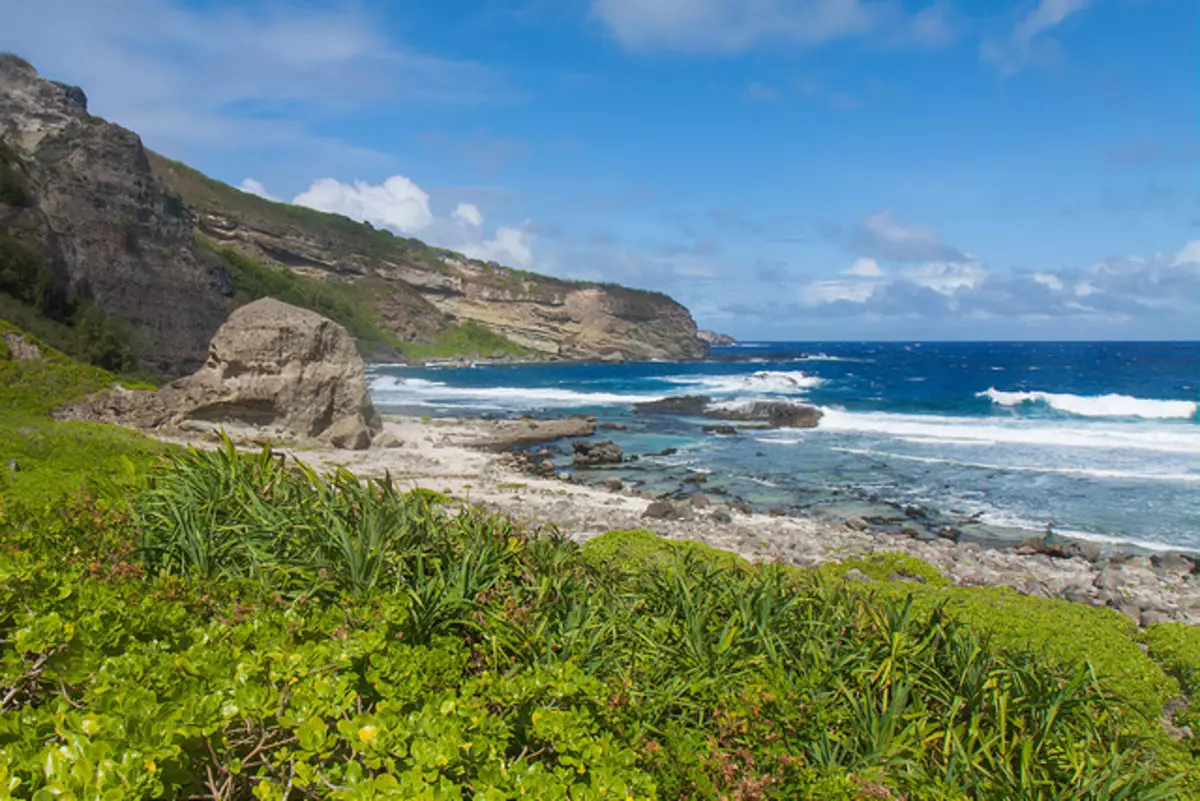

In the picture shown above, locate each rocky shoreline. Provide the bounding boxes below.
[164,412,1199,628]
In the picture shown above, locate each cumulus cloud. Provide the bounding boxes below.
[1174,240,1200,266]
[292,176,435,234]
[461,225,538,269]
[238,178,280,202]
[453,203,484,227]
[246,175,538,270]
[589,0,952,54]
[842,209,967,262]
[981,0,1090,74]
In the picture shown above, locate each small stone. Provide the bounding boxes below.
[1094,568,1125,592]
[689,494,711,509]
[1023,578,1050,598]
[899,525,922,538]
[903,504,927,519]
[556,472,573,482]
[844,568,868,583]
[325,415,372,450]
[1109,598,1141,624]
[643,500,676,520]
[603,478,624,492]
[710,508,733,524]
[598,422,627,431]
[1061,585,1093,605]
[5,459,19,473]
[373,430,403,449]
[701,424,738,435]
[768,507,786,517]
[938,526,961,542]
[683,473,708,485]
[1140,609,1171,627]
[538,460,555,475]
[845,516,870,532]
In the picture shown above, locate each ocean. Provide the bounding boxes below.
[369,342,1200,554]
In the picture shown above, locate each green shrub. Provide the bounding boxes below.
[400,319,532,361]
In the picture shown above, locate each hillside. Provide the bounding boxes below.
[0,54,707,374]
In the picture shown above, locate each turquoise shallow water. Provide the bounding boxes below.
[370,342,1200,553]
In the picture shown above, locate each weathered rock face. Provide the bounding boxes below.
[60,299,381,448]
[633,395,713,415]
[709,401,823,429]
[0,55,230,374]
[572,439,623,467]
[697,330,736,346]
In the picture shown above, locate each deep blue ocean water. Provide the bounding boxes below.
[370,342,1200,553]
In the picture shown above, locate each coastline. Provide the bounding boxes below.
[163,413,1200,627]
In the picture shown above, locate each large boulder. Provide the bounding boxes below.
[633,395,712,415]
[60,299,382,448]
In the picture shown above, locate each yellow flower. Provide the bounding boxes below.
[144,759,158,773]
[358,725,379,744]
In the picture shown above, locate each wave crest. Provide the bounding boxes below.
[979,388,1197,420]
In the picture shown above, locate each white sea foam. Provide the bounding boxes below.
[370,376,655,408]
[979,387,1198,420]
[975,510,1186,554]
[667,370,824,397]
[797,408,1200,455]
[831,448,1200,484]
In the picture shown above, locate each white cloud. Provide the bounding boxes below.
[981,0,1090,74]
[902,260,985,295]
[846,208,966,262]
[589,0,949,54]
[1033,272,1064,291]
[801,279,876,306]
[0,0,512,162]
[292,176,434,234]
[453,202,484,227]
[461,225,537,269]
[238,178,280,202]
[1174,240,1200,266]
[843,257,883,277]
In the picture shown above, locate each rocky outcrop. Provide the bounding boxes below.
[697,330,736,346]
[60,299,381,448]
[633,395,712,415]
[572,439,623,467]
[0,55,230,374]
[708,401,823,429]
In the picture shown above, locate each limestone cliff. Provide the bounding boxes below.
[151,156,708,363]
[0,55,230,374]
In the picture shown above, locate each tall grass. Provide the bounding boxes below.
[117,439,1187,798]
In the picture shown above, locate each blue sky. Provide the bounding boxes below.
[4,0,1198,340]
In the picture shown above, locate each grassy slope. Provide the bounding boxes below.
[1,323,1197,798]
[0,320,170,507]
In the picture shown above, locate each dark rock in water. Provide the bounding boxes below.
[633,395,711,415]
[603,478,624,492]
[572,439,624,467]
[701,424,738,435]
[845,516,870,532]
[904,505,927,520]
[707,401,822,429]
[598,422,627,431]
[538,460,555,475]
[768,507,786,517]
[657,447,678,457]
[730,501,753,515]
[710,507,733,524]
[689,494,711,509]
[899,525,922,538]
[683,473,707,485]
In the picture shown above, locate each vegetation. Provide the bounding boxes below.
[0,321,1197,798]
[0,135,31,208]
[208,242,403,360]
[400,320,532,361]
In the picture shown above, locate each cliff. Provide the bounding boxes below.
[0,54,230,375]
[149,155,708,363]
[0,55,707,372]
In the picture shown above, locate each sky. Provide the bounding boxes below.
[3,0,1198,340]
